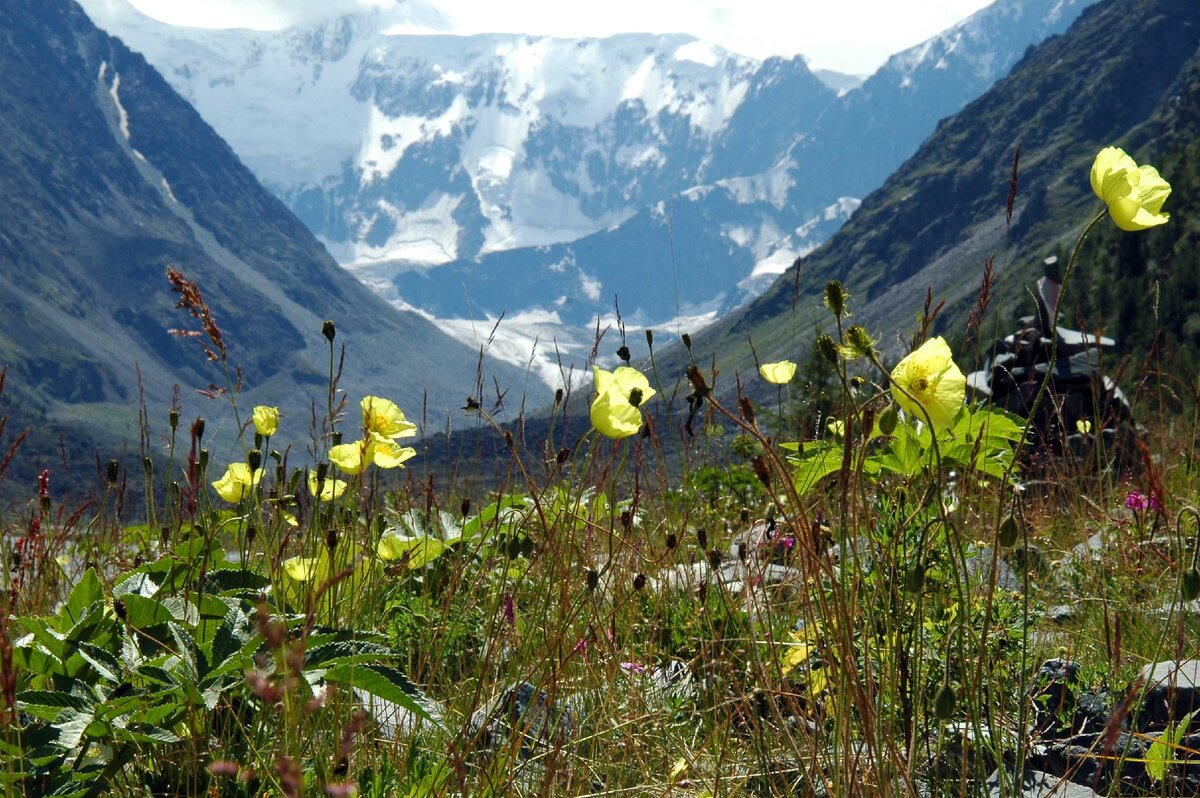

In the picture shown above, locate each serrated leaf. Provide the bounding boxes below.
[76,641,122,684]
[52,709,94,751]
[16,690,94,713]
[324,664,440,727]
[204,568,269,595]
[209,605,251,672]
[114,724,180,744]
[304,641,393,669]
[60,569,103,630]
[120,594,173,628]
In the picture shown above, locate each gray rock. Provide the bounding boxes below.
[986,767,1100,797]
[1139,660,1200,730]
[468,681,578,761]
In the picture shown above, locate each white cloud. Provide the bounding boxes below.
[124,0,995,74]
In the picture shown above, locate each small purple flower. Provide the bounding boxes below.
[620,661,647,675]
[502,592,515,627]
[572,637,589,656]
[1125,491,1148,511]
[1125,491,1162,513]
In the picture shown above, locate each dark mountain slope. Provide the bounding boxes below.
[675,0,1198,395]
[0,0,527,491]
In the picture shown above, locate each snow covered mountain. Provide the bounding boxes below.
[78,0,1096,388]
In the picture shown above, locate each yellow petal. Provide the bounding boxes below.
[611,366,656,405]
[590,388,643,439]
[329,441,370,474]
[361,396,417,440]
[371,438,417,469]
[252,405,279,437]
[282,554,327,583]
[759,360,797,384]
[889,337,964,431]
[211,462,261,503]
[307,470,347,501]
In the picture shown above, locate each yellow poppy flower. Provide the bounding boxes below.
[329,440,369,474]
[252,405,279,437]
[361,395,417,440]
[1090,147,1171,231]
[369,435,417,469]
[307,470,347,501]
[329,437,417,474]
[590,365,656,439]
[889,337,965,431]
[759,360,797,384]
[211,462,262,503]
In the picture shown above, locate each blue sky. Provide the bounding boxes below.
[123,0,995,74]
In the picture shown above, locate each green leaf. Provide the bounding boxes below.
[204,568,270,595]
[209,605,251,673]
[120,594,174,628]
[16,690,94,715]
[376,535,448,569]
[792,441,842,494]
[304,641,393,669]
[1147,709,1193,782]
[76,642,122,684]
[324,664,441,726]
[60,569,103,630]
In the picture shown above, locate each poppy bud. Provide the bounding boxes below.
[645,329,654,348]
[816,334,839,365]
[617,345,631,363]
[681,333,692,351]
[247,449,262,471]
[322,320,336,343]
[106,459,120,485]
[824,280,847,317]
[586,569,600,591]
[461,497,471,517]
[169,410,179,430]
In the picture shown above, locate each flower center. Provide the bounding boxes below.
[914,377,929,392]
[628,387,643,408]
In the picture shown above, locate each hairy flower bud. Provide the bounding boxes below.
[322,320,336,343]
[824,280,848,317]
[816,334,839,365]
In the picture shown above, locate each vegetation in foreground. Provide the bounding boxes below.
[0,149,1196,798]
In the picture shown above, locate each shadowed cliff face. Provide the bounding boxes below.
[0,0,529,495]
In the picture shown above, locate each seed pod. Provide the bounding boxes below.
[554,388,563,406]
[633,573,646,591]
[878,404,898,435]
[461,497,471,517]
[168,410,179,430]
[681,333,692,351]
[106,459,120,485]
[645,329,654,348]
[998,515,1020,548]
[934,683,957,720]
[586,569,600,591]
[665,533,677,550]
[697,528,708,549]
[1182,568,1200,602]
